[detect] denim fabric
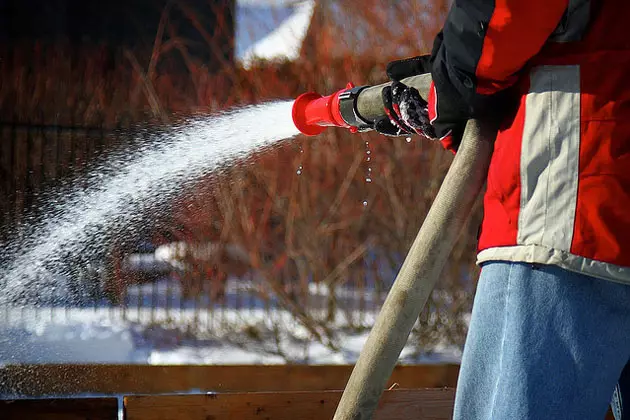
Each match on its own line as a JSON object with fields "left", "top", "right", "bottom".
{"left": 453, "top": 262, "right": 630, "bottom": 420}
{"left": 612, "top": 362, "right": 630, "bottom": 419}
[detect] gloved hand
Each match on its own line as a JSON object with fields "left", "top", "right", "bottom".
{"left": 373, "top": 55, "right": 436, "bottom": 140}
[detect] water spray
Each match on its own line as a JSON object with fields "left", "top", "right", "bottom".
{"left": 291, "top": 74, "right": 498, "bottom": 420}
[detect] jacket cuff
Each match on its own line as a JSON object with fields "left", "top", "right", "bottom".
{"left": 428, "top": 81, "right": 458, "bottom": 154}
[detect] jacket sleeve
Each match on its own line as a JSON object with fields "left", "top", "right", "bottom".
{"left": 428, "top": 0, "right": 569, "bottom": 151}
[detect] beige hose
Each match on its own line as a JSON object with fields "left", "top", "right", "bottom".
{"left": 333, "top": 74, "right": 497, "bottom": 420}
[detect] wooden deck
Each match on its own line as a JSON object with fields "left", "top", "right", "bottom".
{"left": 0, "top": 363, "right": 459, "bottom": 396}
{"left": 0, "top": 364, "right": 616, "bottom": 419}
{"left": 1, "top": 398, "right": 119, "bottom": 420}
{"left": 124, "top": 389, "right": 455, "bottom": 420}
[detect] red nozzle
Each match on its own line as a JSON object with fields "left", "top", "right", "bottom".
{"left": 292, "top": 87, "right": 350, "bottom": 136}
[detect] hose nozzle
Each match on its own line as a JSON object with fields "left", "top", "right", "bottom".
{"left": 292, "top": 83, "right": 371, "bottom": 136}
{"left": 292, "top": 74, "right": 433, "bottom": 137}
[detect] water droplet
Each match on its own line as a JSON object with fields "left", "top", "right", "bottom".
{"left": 406, "top": 137, "right": 412, "bottom": 143}
{"left": 297, "top": 144, "right": 305, "bottom": 174}
{"left": 363, "top": 140, "right": 372, "bottom": 207}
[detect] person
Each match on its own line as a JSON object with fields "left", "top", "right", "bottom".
{"left": 374, "top": 1, "right": 630, "bottom": 419}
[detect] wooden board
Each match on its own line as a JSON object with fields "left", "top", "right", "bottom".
{"left": 0, "top": 397, "right": 118, "bottom": 420}
{"left": 124, "top": 388, "right": 455, "bottom": 420}
{"left": 0, "top": 364, "right": 459, "bottom": 396}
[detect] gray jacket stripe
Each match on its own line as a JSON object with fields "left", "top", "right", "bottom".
{"left": 517, "top": 65, "right": 581, "bottom": 252}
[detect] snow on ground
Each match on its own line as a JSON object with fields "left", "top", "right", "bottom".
{"left": 0, "top": 265, "right": 465, "bottom": 366}
{"left": 0, "top": 304, "right": 462, "bottom": 365}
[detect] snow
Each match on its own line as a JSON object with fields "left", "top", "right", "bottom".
{"left": 0, "top": 256, "right": 467, "bottom": 365}
{"left": 0, "top": 309, "right": 139, "bottom": 365}
{"left": 236, "top": 0, "right": 315, "bottom": 67}
{"left": 1, "top": 228, "right": 463, "bottom": 367}
{"left": 0, "top": 303, "right": 462, "bottom": 366}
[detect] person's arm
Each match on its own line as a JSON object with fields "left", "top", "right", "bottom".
{"left": 429, "top": 0, "right": 569, "bottom": 150}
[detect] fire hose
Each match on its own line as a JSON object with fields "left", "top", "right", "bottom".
{"left": 292, "top": 73, "right": 497, "bottom": 420}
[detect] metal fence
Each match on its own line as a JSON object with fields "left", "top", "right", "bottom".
{"left": 0, "top": 123, "right": 118, "bottom": 235}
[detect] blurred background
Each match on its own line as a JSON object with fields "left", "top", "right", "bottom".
{"left": 0, "top": 0, "right": 482, "bottom": 365}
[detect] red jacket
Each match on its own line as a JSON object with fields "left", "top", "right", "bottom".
{"left": 429, "top": 0, "right": 630, "bottom": 283}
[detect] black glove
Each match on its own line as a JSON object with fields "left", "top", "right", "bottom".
{"left": 373, "top": 55, "right": 437, "bottom": 140}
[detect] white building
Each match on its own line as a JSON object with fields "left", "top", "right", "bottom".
{"left": 236, "top": 0, "right": 316, "bottom": 68}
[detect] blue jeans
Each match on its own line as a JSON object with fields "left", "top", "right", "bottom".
{"left": 612, "top": 361, "right": 630, "bottom": 419}
{"left": 453, "top": 262, "right": 630, "bottom": 420}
